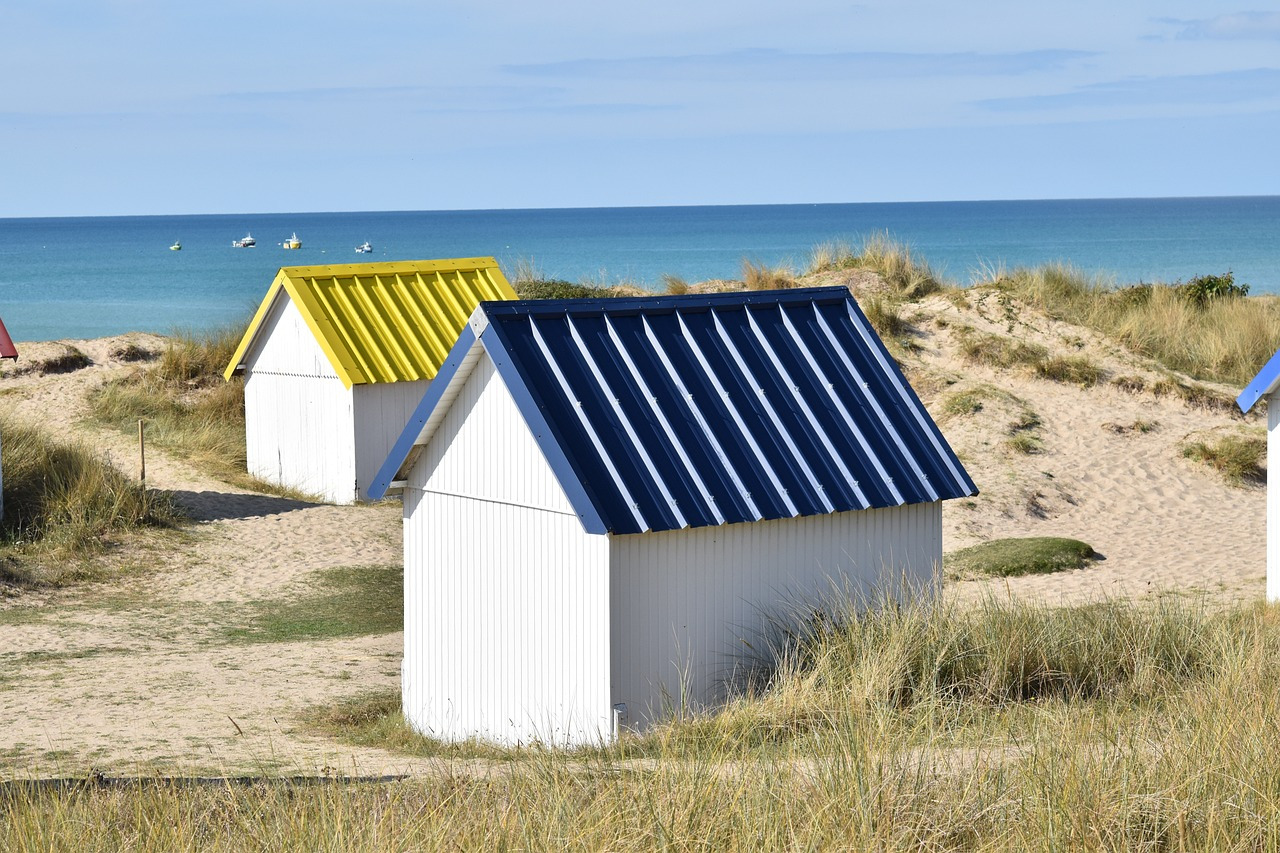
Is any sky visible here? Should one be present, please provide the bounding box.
[3,1,1279,217]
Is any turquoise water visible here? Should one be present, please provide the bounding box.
[1,197,1277,341]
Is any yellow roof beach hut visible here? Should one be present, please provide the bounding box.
[225,258,516,504]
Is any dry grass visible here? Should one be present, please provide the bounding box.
[981,264,1280,386]
[741,259,796,291]
[10,596,1276,848]
[809,233,945,299]
[0,416,180,585]
[1181,430,1267,485]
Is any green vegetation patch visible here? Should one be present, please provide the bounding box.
[0,417,180,585]
[954,326,1048,371]
[227,565,402,645]
[305,690,512,760]
[30,345,92,376]
[945,536,1098,578]
[1181,431,1266,485]
[1036,354,1103,386]
[513,279,618,300]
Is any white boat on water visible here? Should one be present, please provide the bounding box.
[169,240,182,251]
[233,233,257,248]
[355,241,373,254]
[282,233,302,249]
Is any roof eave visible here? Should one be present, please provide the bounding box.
[1238,347,1280,413]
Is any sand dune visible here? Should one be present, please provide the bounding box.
[0,285,1267,776]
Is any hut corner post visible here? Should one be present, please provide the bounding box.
[1269,395,1280,602]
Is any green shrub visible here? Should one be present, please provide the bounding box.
[514,279,617,300]
[1179,271,1248,306]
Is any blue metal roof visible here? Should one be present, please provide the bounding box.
[371,287,978,535]
[1238,347,1280,413]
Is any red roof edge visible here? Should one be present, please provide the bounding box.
[0,316,18,360]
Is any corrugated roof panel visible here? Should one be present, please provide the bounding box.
[223,258,517,387]
[474,287,977,534]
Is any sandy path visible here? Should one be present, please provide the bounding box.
[0,339,425,777]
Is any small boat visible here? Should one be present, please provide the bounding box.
[355,241,373,254]
[232,233,257,248]
[169,241,182,251]
[282,233,302,250]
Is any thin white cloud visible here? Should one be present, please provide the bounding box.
[978,68,1280,111]
[1163,11,1280,40]
[504,48,1096,81]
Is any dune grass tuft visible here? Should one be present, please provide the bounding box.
[0,417,180,584]
[809,233,945,298]
[1181,431,1266,484]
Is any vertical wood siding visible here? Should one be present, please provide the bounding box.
[244,295,340,378]
[404,350,610,746]
[1269,395,1279,601]
[410,354,573,515]
[244,374,355,503]
[352,379,430,502]
[608,502,941,728]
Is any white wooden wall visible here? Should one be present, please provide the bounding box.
[242,295,357,503]
[1269,393,1279,602]
[608,502,942,728]
[353,380,431,502]
[403,353,613,746]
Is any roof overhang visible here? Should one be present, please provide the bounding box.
[1238,347,1280,413]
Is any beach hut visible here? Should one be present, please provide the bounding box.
[369,287,978,746]
[1238,351,1280,600]
[224,258,516,504]
[0,315,17,522]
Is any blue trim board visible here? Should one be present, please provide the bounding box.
[1238,347,1280,414]
[366,324,477,500]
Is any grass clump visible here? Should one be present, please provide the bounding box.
[946,537,1098,578]
[227,564,401,644]
[30,345,92,376]
[1036,354,1103,386]
[741,259,796,291]
[0,417,179,584]
[1181,430,1266,484]
[954,326,1048,371]
[809,233,944,299]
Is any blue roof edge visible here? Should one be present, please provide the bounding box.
[480,286,851,318]
[367,324,478,500]
[1238,347,1280,413]
[479,317,611,535]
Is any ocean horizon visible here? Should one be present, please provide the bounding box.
[2,195,1277,342]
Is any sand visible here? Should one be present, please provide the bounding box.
[0,293,1266,777]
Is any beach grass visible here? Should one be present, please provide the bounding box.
[0,416,180,585]
[10,595,1280,849]
[1181,430,1267,485]
[225,564,402,645]
[980,263,1280,386]
[809,232,945,298]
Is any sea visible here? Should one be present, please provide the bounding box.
[1,196,1278,342]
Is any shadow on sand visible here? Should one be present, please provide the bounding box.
[169,490,321,522]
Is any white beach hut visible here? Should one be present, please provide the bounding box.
[223,258,516,504]
[370,287,979,747]
[1238,352,1280,600]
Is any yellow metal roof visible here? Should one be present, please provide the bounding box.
[224,258,516,388]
